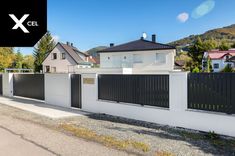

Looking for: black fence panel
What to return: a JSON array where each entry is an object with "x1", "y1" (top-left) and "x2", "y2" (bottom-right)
[
  {"x1": 13, "y1": 74, "x2": 44, "y2": 100},
  {"x1": 0, "y1": 74, "x2": 2, "y2": 95},
  {"x1": 71, "y1": 74, "x2": 82, "y2": 108},
  {"x1": 188, "y1": 73, "x2": 235, "y2": 114},
  {"x1": 98, "y1": 75, "x2": 169, "y2": 108}
]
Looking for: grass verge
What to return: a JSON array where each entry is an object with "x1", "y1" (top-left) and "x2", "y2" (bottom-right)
[
  {"x1": 60, "y1": 123, "x2": 150, "y2": 152},
  {"x1": 155, "y1": 150, "x2": 175, "y2": 156}
]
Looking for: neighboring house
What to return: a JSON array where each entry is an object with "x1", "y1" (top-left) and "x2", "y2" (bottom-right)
[
  {"x1": 98, "y1": 35, "x2": 176, "y2": 71},
  {"x1": 227, "y1": 56, "x2": 235, "y2": 68},
  {"x1": 202, "y1": 50, "x2": 235, "y2": 72},
  {"x1": 42, "y1": 42, "x2": 93, "y2": 73}
]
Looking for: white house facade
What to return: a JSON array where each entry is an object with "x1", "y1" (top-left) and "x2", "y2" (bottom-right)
[
  {"x1": 99, "y1": 35, "x2": 176, "y2": 71},
  {"x1": 42, "y1": 42, "x2": 93, "y2": 73},
  {"x1": 202, "y1": 50, "x2": 235, "y2": 72}
]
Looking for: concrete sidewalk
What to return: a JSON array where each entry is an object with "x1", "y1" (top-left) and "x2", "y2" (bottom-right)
[{"x1": 0, "y1": 96, "x2": 90, "y2": 119}]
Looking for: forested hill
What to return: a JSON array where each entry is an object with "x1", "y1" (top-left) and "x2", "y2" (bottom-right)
[{"x1": 170, "y1": 24, "x2": 235, "y2": 46}]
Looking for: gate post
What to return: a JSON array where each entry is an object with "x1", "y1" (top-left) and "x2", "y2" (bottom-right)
[
  {"x1": 169, "y1": 72, "x2": 188, "y2": 112},
  {"x1": 81, "y1": 73, "x2": 98, "y2": 112},
  {"x1": 2, "y1": 73, "x2": 14, "y2": 97}
]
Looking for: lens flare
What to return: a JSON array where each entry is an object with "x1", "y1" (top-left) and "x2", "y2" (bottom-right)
[{"x1": 192, "y1": 0, "x2": 215, "y2": 19}]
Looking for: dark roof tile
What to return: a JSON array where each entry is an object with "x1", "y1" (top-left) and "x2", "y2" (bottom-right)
[{"x1": 99, "y1": 39, "x2": 175, "y2": 53}]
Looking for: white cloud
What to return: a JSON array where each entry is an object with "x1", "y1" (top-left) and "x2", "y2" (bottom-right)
[
  {"x1": 52, "y1": 35, "x2": 60, "y2": 43},
  {"x1": 177, "y1": 12, "x2": 189, "y2": 23}
]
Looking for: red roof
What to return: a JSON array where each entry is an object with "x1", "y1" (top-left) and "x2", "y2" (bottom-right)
[{"x1": 207, "y1": 50, "x2": 235, "y2": 59}]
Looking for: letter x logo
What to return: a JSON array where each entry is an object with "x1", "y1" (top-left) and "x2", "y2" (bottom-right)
[{"x1": 9, "y1": 14, "x2": 30, "y2": 33}]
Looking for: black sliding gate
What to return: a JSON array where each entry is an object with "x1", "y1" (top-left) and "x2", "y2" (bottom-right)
[
  {"x1": 0, "y1": 74, "x2": 2, "y2": 95},
  {"x1": 188, "y1": 73, "x2": 235, "y2": 114},
  {"x1": 13, "y1": 74, "x2": 45, "y2": 100},
  {"x1": 71, "y1": 74, "x2": 82, "y2": 108},
  {"x1": 98, "y1": 74, "x2": 169, "y2": 108}
]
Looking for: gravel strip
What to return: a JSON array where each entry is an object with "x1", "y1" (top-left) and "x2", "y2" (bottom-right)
[{"x1": 60, "y1": 114, "x2": 235, "y2": 156}]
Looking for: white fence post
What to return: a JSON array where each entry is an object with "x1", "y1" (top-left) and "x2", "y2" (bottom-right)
[
  {"x1": 169, "y1": 72, "x2": 188, "y2": 112},
  {"x1": 81, "y1": 73, "x2": 98, "y2": 112},
  {"x1": 2, "y1": 73, "x2": 14, "y2": 97},
  {"x1": 44, "y1": 73, "x2": 71, "y2": 107}
]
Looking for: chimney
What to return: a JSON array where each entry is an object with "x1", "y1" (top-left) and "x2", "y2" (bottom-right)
[
  {"x1": 152, "y1": 34, "x2": 156, "y2": 43},
  {"x1": 110, "y1": 43, "x2": 114, "y2": 47},
  {"x1": 140, "y1": 37, "x2": 144, "y2": 40},
  {"x1": 66, "y1": 42, "x2": 70, "y2": 45},
  {"x1": 71, "y1": 43, "x2": 73, "y2": 47}
]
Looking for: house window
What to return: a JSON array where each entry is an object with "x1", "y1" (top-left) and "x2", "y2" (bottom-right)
[
  {"x1": 51, "y1": 67, "x2": 56, "y2": 73},
  {"x1": 124, "y1": 56, "x2": 127, "y2": 60},
  {"x1": 108, "y1": 57, "x2": 110, "y2": 60},
  {"x1": 213, "y1": 63, "x2": 219, "y2": 69},
  {"x1": 133, "y1": 54, "x2": 142, "y2": 63},
  {"x1": 45, "y1": 66, "x2": 50, "y2": 73},
  {"x1": 156, "y1": 53, "x2": 166, "y2": 64},
  {"x1": 52, "y1": 53, "x2": 57, "y2": 60},
  {"x1": 61, "y1": 53, "x2": 66, "y2": 60}
]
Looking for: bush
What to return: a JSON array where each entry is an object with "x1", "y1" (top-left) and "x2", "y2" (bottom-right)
[
  {"x1": 221, "y1": 64, "x2": 233, "y2": 73},
  {"x1": 192, "y1": 67, "x2": 200, "y2": 73}
]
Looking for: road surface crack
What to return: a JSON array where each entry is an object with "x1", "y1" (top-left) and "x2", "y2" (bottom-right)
[{"x1": 0, "y1": 125, "x2": 60, "y2": 156}]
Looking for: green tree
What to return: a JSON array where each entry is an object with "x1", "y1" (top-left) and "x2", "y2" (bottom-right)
[
  {"x1": 22, "y1": 55, "x2": 35, "y2": 69},
  {"x1": 192, "y1": 66, "x2": 200, "y2": 73},
  {"x1": 188, "y1": 37, "x2": 204, "y2": 64},
  {"x1": 188, "y1": 37, "x2": 220, "y2": 71},
  {"x1": 33, "y1": 31, "x2": 55, "y2": 72},
  {"x1": 203, "y1": 38, "x2": 217, "y2": 50},
  {"x1": 13, "y1": 49, "x2": 24, "y2": 69},
  {"x1": 205, "y1": 57, "x2": 212, "y2": 73},
  {"x1": 0, "y1": 48, "x2": 15, "y2": 71},
  {"x1": 219, "y1": 40, "x2": 230, "y2": 51},
  {"x1": 231, "y1": 42, "x2": 235, "y2": 48}
]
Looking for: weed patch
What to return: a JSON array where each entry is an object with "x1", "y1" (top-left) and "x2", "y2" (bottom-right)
[{"x1": 60, "y1": 123, "x2": 150, "y2": 152}]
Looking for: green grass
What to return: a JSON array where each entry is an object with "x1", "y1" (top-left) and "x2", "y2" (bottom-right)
[{"x1": 60, "y1": 123, "x2": 150, "y2": 152}]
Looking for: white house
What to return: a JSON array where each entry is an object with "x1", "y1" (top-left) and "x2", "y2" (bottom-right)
[
  {"x1": 202, "y1": 50, "x2": 235, "y2": 72},
  {"x1": 42, "y1": 42, "x2": 95, "y2": 73},
  {"x1": 98, "y1": 35, "x2": 176, "y2": 72}
]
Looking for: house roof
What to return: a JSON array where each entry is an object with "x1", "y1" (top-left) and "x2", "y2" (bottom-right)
[
  {"x1": 59, "y1": 43, "x2": 84, "y2": 64},
  {"x1": 99, "y1": 39, "x2": 175, "y2": 53},
  {"x1": 207, "y1": 50, "x2": 235, "y2": 59},
  {"x1": 175, "y1": 60, "x2": 185, "y2": 67}
]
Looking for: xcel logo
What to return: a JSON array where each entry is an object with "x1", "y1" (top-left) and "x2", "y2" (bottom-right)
[{"x1": 9, "y1": 14, "x2": 39, "y2": 33}]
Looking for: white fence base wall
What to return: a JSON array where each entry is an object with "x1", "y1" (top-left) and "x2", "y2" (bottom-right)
[
  {"x1": 2, "y1": 73, "x2": 14, "y2": 97},
  {"x1": 45, "y1": 74, "x2": 71, "y2": 108},
  {"x1": 82, "y1": 73, "x2": 235, "y2": 137}
]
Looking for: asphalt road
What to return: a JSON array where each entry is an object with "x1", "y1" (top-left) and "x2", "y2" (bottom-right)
[{"x1": 0, "y1": 127, "x2": 54, "y2": 156}]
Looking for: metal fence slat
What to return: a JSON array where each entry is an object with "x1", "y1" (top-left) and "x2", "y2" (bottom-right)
[
  {"x1": 13, "y1": 74, "x2": 44, "y2": 100},
  {"x1": 188, "y1": 73, "x2": 235, "y2": 114},
  {"x1": 98, "y1": 74, "x2": 169, "y2": 108}
]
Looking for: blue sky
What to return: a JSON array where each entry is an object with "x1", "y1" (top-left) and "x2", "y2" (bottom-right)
[{"x1": 20, "y1": 0, "x2": 235, "y2": 55}]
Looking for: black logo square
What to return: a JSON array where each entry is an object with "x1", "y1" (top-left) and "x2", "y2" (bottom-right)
[{"x1": 0, "y1": 0, "x2": 47, "y2": 47}]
